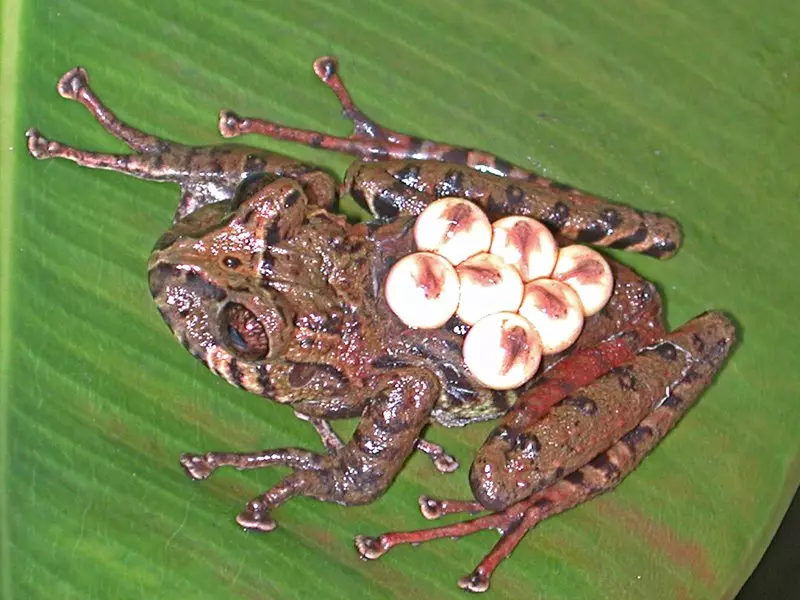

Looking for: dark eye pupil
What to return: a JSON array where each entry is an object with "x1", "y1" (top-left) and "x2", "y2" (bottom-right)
[
  {"x1": 221, "y1": 303, "x2": 269, "y2": 359},
  {"x1": 228, "y1": 325, "x2": 248, "y2": 351},
  {"x1": 223, "y1": 256, "x2": 242, "y2": 269}
]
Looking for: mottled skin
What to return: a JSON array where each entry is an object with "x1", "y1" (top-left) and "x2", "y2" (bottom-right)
[{"x1": 26, "y1": 57, "x2": 735, "y2": 592}]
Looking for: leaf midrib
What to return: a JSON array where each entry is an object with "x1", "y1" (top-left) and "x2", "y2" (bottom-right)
[{"x1": 0, "y1": 1, "x2": 23, "y2": 599}]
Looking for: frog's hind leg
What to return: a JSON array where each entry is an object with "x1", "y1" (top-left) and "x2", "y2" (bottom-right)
[
  {"x1": 27, "y1": 68, "x2": 337, "y2": 222},
  {"x1": 219, "y1": 56, "x2": 532, "y2": 178},
  {"x1": 221, "y1": 57, "x2": 681, "y2": 258},
  {"x1": 355, "y1": 312, "x2": 735, "y2": 593}
]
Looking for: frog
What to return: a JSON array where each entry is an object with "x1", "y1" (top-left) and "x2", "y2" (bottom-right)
[{"x1": 26, "y1": 56, "x2": 736, "y2": 593}]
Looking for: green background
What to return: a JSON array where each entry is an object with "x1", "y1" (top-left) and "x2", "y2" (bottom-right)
[{"x1": 1, "y1": 1, "x2": 798, "y2": 598}]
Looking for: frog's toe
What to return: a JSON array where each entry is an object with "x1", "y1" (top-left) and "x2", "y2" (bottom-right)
[
  {"x1": 218, "y1": 110, "x2": 245, "y2": 138},
  {"x1": 57, "y1": 67, "x2": 89, "y2": 100},
  {"x1": 354, "y1": 535, "x2": 388, "y2": 560},
  {"x1": 433, "y1": 453, "x2": 460, "y2": 473},
  {"x1": 418, "y1": 495, "x2": 445, "y2": 519},
  {"x1": 458, "y1": 571, "x2": 490, "y2": 593},
  {"x1": 236, "y1": 500, "x2": 278, "y2": 533},
  {"x1": 179, "y1": 453, "x2": 216, "y2": 480},
  {"x1": 25, "y1": 129, "x2": 54, "y2": 159}
]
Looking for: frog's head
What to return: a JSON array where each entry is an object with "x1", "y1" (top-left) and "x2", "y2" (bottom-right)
[{"x1": 147, "y1": 175, "x2": 311, "y2": 391}]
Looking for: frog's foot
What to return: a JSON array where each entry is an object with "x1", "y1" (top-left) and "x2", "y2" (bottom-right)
[
  {"x1": 54, "y1": 67, "x2": 167, "y2": 153},
  {"x1": 355, "y1": 313, "x2": 735, "y2": 593},
  {"x1": 25, "y1": 127, "x2": 167, "y2": 177},
  {"x1": 415, "y1": 439, "x2": 460, "y2": 473}
]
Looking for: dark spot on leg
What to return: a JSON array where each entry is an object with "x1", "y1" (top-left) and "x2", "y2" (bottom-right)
[
  {"x1": 621, "y1": 425, "x2": 654, "y2": 454},
  {"x1": 549, "y1": 181, "x2": 572, "y2": 191},
  {"x1": 441, "y1": 148, "x2": 469, "y2": 164},
  {"x1": 601, "y1": 208, "x2": 622, "y2": 230},
  {"x1": 563, "y1": 395, "x2": 598, "y2": 415},
  {"x1": 612, "y1": 365, "x2": 637, "y2": 391},
  {"x1": 609, "y1": 225, "x2": 648, "y2": 249},
  {"x1": 532, "y1": 497, "x2": 553, "y2": 511},
  {"x1": 642, "y1": 239, "x2": 677, "y2": 258},
  {"x1": 576, "y1": 221, "x2": 607, "y2": 243},
  {"x1": 564, "y1": 470, "x2": 585, "y2": 485},
  {"x1": 392, "y1": 164, "x2": 422, "y2": 189},
  {"x1": 547, "y1": 201, "x2": 570, "y2": 230},
  {"x1": 435, "y1": 169, "x2": 464, "y2": 198},
  {"x1": 513, "y1": 432, "x2": 541, "y2": 458},
  {"x1": 372, "y1": 190, "x2": 402, "y2": 219},
  {"x1": 589, "y1": 452, "x2": 620, "y2": 481}
]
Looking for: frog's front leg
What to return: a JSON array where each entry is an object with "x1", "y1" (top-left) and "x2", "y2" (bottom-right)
[
  {"x1": 220, "y1": 57, "x2": 680, "y2": 258},
  {"x1": 355, "y1": 312, "x2": 735, "y2": 592},
  {"x1": 26, "y1": 68, "x2": 336, "y2": 222},
  {"x1": 181, "y1": 367, "x2": 441, "y2": 531}
]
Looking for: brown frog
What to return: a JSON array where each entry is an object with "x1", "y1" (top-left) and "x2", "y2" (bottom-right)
[{"x1": 26, "y1": 57, "x2": 736, "y2": 593}]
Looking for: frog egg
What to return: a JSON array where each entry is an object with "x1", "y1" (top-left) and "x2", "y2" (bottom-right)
[
  {"x1": 414, "y1": 198, "x2": 492, "y2": 265},
  {"x1": 384, "y1": 252, "x2": 460, "y2": 329},
  {"x1": 489, "y1": 216, "x2": 559, "y2": 282},
  {"x1": 551, "y1": 245, "x2": 614, "y2": 316},
  {"x1": 456, "y1": 253, "x2": 524, "y2": 325},
  {"x1": 518, "y1": 279, "x2": 585, "y2": 355},
  {"x1": 462, "y1": 312, "x2": 542, "y2": 390}
]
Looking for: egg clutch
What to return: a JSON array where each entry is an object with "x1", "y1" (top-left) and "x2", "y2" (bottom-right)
[{"x1": 384, "y1": 198, "x2": 614, "y2": 390}]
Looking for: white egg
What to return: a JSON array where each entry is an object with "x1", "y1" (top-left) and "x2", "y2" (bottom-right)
[
  {"x1": 518, "y1": 279, "x2": 585, "y2": 354},
  {"x1": 490, "y1": 216, "x2": 559, "y2": 282},
  {"x1": 551, "y1": 245, "x2": 614, "y2": 316},
  {"x1": 456, "y1": 253, "x2": 524, "y2": 325},
  {"x1": 414, "y1": 198, "x2": 492, "y2": 265},
  {"x1": 462, "y1": 312, "x2": 543, "y2": 390},
  {"x1": 384, "y1": 252, "x2": 460, "y2": 328}
]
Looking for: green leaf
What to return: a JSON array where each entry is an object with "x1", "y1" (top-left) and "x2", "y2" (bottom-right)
[{"x1": 2, "y1": 0, "x2": 798, "y2": 598}]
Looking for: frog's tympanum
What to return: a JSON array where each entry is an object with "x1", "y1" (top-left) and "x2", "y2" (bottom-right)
[{"x1": 27, "y1": 57, "x2": 736, "y2": 593}]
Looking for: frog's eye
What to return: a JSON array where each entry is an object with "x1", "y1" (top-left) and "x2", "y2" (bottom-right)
[
  {"x1": 222, "y1": 256, "x2": 242, "y2": 269},
  {"x1": 221, "y1": 303, "x2": 269, "y2": 360}
]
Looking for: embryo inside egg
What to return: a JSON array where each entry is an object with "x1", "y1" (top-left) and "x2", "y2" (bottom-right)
[{"x1": 384, "y1": 201, "x2": 613, "y2": 389}]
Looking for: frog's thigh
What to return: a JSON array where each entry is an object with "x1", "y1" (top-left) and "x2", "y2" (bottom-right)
[{"x1": 344, "y1": 162, "x2": 437, "y2": 219}]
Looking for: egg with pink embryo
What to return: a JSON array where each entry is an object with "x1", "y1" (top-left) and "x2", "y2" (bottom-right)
[
  {"x1": 414, "y1": 198, "x2": 492, "y2": 265},
  {"x1": 489, "y1": 216, "x2": 559, "y2": 282}
]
